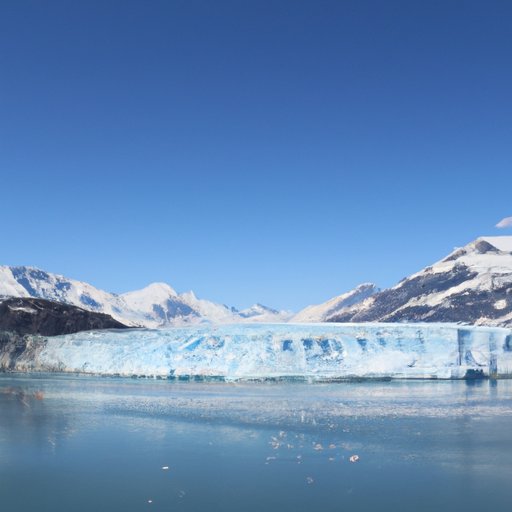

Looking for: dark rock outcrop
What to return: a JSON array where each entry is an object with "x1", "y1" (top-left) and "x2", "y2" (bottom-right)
[{"x1": 0, "y1": 297, "x2": 128, "y2": 336}]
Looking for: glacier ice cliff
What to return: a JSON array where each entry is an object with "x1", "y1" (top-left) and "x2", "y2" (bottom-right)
[{"x1": 5, "y1": 323, "x2": 512, "y2": 380}]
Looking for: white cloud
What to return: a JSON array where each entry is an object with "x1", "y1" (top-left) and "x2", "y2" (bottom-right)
[{"x1": 496, "y1": 217, "x2": 512, "y2": 229}]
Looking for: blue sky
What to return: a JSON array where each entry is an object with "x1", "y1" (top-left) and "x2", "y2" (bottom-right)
[{"x1": 1, "y1": 0, "x2": 511, "y2": 311}]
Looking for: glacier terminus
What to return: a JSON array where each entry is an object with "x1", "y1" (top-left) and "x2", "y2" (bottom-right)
[{"x1": 9, "y1": 322, "x2": 512, "y2": 381}]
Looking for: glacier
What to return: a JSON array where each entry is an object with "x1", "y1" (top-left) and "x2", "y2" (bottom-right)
[{"x1": 14, "y1": 322, "x2": 512, "y2": 380}]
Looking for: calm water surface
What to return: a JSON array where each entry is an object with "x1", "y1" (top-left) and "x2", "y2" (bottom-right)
[{"x1": 1, "y1": 375, "x2": 512, "y2": 511}]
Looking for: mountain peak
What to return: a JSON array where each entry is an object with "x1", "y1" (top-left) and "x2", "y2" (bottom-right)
[
  {"x1": 477, "y1": 236, "x2": 512, "y2": 253},
  {"x1": 180, "y1": 290, "x2": 197, "y2": 301},
  {"x1": 138, "y1": 282, "x2": 177, "y2": 296},
  {"x1": 239, "y1": 303, "x2": 279, "y2": 318},
  {"x1": 328, "y1": 236, "x2": 512, "y2": 327},
  {"x1": 292, "y1": 283, "x2": 379, "y2": 323}
]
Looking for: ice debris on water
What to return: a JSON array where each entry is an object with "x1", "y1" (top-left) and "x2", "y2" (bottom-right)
[
  {"x1": 270, "y1": 438, "x2": 281, "y2": 449},
  {"x1": 306, "y1": 477, "x2": 314, "y2": 484}
]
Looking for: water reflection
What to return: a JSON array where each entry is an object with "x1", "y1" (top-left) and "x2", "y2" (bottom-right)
[
  {"x1": 1, "y1": 376, "x2": 512, "y2": 512},
  {"x1": 0, "y1": 385, "x2": 77, "y2": 462}
]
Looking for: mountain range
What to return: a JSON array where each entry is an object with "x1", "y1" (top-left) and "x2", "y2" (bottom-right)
[
  {"x1": 310, "y1": 236, "x2": 512, "y2": 327},
  {"x1": 1, "y1": 236, "x2": 511, "y2": 328},
  {"x1": 0, "y1": 266, "x2": 291, "y2": 327}
]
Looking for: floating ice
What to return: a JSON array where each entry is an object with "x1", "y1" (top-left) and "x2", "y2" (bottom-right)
[{"x1": 22, "y1": 323, "x2": 512, "y2": 380}]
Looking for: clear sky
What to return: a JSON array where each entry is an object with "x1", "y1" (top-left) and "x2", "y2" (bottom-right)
[{"x1": 1, "y1": 0, "x2": 511, "y2": 311}]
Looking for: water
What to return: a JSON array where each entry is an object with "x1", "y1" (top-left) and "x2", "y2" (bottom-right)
[{"x1": 1, "y1": 375, "x2": 512, "y2": 511}]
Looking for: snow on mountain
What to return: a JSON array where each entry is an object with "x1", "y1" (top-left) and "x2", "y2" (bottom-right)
[
  {"x1": 0, "y1": 266, "x2": 133, "y2": 322},
  {"x1": 0, "y1": 267, "x2": 29, "y2": 297},
  {"x1": 238, "y1": 303, "x2": 293, "y2": 322},
  {"x1": 329, "y1": 236, "x2": 512, "y2": 327},
  {"x1": 120, "y1": 283, "x2": 195, "y2": 326},
  {"x1": 292, "y1": 283, "x2": 379, "y2": 323},
  {"x1": 177, "y1": 290, "x2": 236, "y2": 324},
  {"x1": 0, "y1": 266, "x2": 287, "y2": 327}
]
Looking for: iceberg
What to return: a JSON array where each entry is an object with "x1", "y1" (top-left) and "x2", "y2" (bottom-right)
[{"x1": 14, "y1": 322, "x2": 511, "y2": 380}]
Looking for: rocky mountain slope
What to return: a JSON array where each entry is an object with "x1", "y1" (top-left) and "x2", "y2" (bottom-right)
[
  {"x1": 0, "y1": 297, "x2": 128, "y2": 336},
  {"x1": 326, "y1": 237, "x2": 512, "y2": 327},
  {"x1": 0, "y1": 266, "x2": 290, "y2": 327},
  {"x1": 292, "y1": 283, "x2": 379, "y2": 322}
]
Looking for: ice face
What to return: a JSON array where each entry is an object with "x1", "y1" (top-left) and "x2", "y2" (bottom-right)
[{"x1": 28, "y1": 323, "x2": 512, "y2": 380}]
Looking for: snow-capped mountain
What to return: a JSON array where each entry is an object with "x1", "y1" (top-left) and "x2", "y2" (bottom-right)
[
  {"x1": 328, "y1": 236, "x2": 512, "y2": 327},
  {"x1": 0, "y1": 266, "x2": 289, "y2": 327},
  {"x1": 238, "y1": 303, "x2": 292, "y2": 322},
  {"x1": 3, "y1": 235, "x2": 511, "y2": 329},
  {"x1": 291, "y1": 283, "x2": 379, "y2": 323}
]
